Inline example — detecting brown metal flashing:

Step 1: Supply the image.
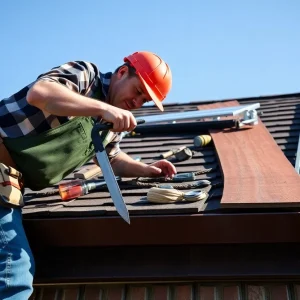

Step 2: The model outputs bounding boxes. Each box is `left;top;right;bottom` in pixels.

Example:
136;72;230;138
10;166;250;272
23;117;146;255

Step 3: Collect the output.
197;100;240;120
197;101;300;208
24;212;300;249
31;243;300;284
216;120;300;208
30;282;299;300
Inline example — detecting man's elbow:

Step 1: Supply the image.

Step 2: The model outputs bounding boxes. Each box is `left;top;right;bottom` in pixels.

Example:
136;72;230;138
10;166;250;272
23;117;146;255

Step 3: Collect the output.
27;80;50;107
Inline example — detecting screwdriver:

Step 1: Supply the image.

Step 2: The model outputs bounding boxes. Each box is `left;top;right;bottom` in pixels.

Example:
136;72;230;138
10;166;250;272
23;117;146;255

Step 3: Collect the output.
59;179;109;201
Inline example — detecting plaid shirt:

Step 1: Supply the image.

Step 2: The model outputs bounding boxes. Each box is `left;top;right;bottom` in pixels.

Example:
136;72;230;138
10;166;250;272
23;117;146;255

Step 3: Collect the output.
0;61;121;158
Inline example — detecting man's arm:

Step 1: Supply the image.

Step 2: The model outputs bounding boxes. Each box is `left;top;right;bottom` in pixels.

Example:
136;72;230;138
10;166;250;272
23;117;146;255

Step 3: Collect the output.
27;81;136;132
109;151;177;178
27;61;136;132
28;80;107;117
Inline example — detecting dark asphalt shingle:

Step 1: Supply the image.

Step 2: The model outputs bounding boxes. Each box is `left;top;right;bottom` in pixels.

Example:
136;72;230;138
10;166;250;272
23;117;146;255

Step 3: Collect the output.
22;93;300;218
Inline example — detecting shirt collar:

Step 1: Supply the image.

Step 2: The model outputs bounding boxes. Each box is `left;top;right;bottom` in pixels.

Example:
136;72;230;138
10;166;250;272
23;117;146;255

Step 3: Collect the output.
99;71;112;98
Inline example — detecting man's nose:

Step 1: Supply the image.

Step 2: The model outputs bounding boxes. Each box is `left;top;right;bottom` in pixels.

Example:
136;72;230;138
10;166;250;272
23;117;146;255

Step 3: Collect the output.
132;98;138;108
132;98;142;108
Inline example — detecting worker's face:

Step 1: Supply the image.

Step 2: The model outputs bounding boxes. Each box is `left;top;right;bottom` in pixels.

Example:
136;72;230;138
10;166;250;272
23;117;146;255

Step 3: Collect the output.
107;66;151;110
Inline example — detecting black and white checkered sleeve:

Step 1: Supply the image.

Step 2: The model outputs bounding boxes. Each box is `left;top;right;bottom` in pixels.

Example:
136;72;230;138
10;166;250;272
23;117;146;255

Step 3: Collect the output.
36;61;99;95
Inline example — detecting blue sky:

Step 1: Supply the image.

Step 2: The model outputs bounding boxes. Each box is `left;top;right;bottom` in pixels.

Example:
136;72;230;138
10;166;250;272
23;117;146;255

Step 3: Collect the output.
1;0;300;106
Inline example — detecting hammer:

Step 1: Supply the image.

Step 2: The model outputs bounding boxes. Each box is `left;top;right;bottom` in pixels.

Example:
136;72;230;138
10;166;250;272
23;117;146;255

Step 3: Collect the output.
160;146;193;161
160;146;186;159
174;147;193;161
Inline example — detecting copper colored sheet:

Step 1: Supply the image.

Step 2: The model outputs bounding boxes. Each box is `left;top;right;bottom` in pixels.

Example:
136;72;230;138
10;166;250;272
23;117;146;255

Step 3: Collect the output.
198;101;300;208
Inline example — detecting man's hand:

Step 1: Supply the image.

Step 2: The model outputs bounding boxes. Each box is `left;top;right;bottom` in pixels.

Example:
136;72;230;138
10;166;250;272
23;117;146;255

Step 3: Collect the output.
111;152;177;179
100;104;137;132
144;160;177;179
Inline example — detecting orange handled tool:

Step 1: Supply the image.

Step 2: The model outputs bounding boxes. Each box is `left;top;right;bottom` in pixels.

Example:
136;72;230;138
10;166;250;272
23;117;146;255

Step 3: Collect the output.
58;178;120;201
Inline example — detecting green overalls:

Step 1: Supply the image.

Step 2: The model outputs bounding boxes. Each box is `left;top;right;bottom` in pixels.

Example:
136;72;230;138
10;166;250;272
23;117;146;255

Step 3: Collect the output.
4;117;96;191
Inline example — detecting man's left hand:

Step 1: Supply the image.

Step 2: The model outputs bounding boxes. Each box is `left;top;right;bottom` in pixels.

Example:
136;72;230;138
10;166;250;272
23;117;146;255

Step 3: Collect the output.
145;160;177;179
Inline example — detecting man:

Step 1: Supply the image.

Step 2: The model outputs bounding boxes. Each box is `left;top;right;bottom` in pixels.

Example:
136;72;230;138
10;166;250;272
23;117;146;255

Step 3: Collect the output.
0;51;176;298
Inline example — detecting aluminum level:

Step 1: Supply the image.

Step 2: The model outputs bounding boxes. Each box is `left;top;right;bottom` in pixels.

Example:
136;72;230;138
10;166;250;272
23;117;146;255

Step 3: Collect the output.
136;103;260;124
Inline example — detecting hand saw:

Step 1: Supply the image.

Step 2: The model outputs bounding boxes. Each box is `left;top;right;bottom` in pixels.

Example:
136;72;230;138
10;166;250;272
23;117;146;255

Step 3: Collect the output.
91;120;145;224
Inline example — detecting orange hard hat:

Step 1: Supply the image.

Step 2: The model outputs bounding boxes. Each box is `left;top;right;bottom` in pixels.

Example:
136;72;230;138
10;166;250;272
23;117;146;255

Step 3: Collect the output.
124;51;172;111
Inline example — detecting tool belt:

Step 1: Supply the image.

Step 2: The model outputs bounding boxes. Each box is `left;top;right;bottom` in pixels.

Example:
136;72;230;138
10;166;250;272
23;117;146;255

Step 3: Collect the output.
0;137;24;208
0;136;17;168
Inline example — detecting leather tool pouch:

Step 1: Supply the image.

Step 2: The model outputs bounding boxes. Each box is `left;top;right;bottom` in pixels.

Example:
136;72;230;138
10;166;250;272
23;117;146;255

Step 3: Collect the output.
0;163;24;208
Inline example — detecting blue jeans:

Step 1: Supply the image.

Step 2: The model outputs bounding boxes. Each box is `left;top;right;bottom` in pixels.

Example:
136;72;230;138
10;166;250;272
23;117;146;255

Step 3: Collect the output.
0;206;35;299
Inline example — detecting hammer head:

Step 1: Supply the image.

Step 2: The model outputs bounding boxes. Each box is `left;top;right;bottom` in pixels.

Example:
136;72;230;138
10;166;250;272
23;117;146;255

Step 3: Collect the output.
175;147;193;161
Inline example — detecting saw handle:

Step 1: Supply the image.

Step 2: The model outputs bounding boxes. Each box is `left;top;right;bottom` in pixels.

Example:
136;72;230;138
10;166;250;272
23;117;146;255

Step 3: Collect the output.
91;119;145;152
93;119;145;131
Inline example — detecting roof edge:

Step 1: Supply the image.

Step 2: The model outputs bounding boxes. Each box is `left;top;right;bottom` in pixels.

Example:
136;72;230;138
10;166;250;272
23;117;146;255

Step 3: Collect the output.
146;92;300;108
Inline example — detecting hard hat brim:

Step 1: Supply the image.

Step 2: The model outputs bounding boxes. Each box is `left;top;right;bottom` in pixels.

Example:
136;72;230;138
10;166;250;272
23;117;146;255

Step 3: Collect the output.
138;75;164;112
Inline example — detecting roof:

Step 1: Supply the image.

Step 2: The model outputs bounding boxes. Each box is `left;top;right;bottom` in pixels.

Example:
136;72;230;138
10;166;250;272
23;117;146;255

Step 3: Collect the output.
24;93;300;288
22;92;300;218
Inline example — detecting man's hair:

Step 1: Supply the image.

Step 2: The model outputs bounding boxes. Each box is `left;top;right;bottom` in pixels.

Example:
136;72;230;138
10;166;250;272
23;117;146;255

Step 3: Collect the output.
114;63;137;77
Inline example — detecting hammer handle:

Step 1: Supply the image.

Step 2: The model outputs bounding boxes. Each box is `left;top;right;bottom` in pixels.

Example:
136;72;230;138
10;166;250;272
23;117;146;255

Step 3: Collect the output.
160;150;175;159
74;165;102;180
93;119;145;131
160;146;187;159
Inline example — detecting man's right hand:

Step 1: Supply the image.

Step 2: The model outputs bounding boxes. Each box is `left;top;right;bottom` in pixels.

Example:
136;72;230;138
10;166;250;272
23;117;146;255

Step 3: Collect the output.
100;104;137;132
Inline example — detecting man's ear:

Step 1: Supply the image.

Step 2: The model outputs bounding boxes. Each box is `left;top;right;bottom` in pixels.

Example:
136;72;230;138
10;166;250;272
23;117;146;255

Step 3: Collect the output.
117;65;129;79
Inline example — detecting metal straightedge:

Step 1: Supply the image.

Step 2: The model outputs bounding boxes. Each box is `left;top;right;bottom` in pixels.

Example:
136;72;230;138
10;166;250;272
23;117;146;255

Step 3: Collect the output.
136;103;261;127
